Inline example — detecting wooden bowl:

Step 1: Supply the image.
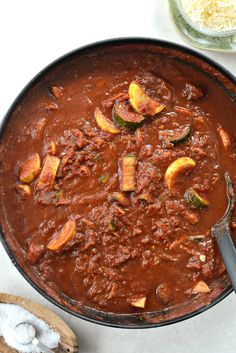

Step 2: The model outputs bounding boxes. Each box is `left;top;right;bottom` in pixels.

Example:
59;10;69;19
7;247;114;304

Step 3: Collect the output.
0;293;78;353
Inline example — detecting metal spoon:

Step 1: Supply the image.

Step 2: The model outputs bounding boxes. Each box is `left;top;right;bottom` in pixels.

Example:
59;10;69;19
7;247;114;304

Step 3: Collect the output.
211;172;236;292
14;322;54;353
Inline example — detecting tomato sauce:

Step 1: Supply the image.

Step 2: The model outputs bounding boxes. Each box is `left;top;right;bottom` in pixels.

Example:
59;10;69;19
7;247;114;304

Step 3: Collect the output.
1;44;236;314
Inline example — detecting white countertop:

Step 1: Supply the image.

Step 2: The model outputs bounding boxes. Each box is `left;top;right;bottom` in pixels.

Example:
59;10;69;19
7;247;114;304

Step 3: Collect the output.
1;1;236;352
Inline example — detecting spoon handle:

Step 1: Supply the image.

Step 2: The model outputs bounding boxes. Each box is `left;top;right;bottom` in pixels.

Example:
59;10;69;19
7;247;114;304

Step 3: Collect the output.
32;337;54;353
212;228;236;292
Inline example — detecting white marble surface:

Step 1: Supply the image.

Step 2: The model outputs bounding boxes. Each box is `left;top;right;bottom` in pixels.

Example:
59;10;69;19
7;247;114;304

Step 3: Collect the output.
0;1;236;352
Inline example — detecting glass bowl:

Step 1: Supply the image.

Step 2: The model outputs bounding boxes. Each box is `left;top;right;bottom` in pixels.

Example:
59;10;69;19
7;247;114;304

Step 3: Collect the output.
169;0;236;52
176;0;236;37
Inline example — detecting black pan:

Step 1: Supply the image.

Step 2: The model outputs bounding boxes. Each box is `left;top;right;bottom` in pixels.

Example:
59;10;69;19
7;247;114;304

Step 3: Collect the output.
0;38;236;328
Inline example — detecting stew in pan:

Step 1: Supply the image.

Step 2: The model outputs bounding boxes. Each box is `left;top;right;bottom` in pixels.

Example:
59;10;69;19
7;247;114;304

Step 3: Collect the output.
1;46;236;313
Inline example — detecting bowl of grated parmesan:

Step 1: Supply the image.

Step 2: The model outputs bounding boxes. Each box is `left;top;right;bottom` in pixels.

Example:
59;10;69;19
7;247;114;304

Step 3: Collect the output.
176;0;236;37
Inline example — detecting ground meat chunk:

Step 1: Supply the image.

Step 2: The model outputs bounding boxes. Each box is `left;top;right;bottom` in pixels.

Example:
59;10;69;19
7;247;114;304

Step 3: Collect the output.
217;125;232;150
75;254;90;273
165;200;185;216
27;242;46;264
105;245;138;267
186;256;202;270
182;83;205;101
30;117;46;140
184;211;199;225
146;200;163;216
157;82;173;103
156;283;172;305
49;85;63;99
88;205;110;227
59;129;84;149
136;161;162;194
71;129;83;148
139;144;153;159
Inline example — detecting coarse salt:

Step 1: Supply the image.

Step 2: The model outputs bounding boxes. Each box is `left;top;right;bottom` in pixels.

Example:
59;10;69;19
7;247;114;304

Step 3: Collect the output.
181;0;236;32
0;304;60;353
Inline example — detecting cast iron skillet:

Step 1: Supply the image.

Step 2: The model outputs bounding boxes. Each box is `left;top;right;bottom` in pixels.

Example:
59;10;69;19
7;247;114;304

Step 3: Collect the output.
0;38;236;328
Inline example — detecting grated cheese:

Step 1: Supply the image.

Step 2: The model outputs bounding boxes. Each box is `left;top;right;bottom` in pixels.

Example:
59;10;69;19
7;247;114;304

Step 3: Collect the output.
181;0;236;32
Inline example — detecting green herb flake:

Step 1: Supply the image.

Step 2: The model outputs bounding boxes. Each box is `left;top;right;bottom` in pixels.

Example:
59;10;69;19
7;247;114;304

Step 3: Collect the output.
98;174;109;184
108;217;117;232
55;189;64;201
93;153;100;161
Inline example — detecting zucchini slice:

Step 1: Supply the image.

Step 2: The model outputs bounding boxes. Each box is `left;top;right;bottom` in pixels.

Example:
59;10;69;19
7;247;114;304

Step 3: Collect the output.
47;141;57;155
47;219;76;251
19;153;41;183
159;124;191;145
137;193;154;203
36;155;60;191
113;100;145;129
165;157;196;191
131;296;146;308
94;107;120;134
120;155;136;192
110;192;130;207
15;184;31;198
184;188;209;209
192;281;210;294
128;81;165;116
